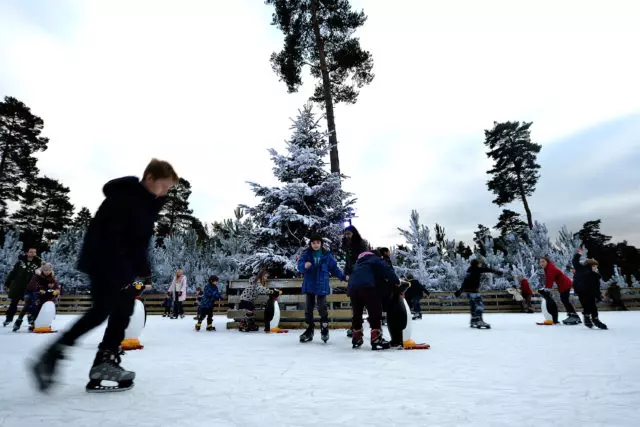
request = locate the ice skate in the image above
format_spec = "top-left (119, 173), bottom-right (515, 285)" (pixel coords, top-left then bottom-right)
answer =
top-left (3, 320), bottom-right (11, 327)
top-left (30, 342), bottom-right (67, 393)
top-left (370, 329), bottom-right (390, 350)
top-left (299, 325), bottom-right (314, 343)
top-left (346, 329), bottom-right (352, 338)
top-left (470, 316), bottom-right (490, 329)
top-left (412, 312), bottom-right (422, 320)
top-left (583, 313), bottom-right (593, 328)
top-left (320, 321), bottom-right (329, 343)
top-left (12, 318), bottom-right (23, 332)
top-left (86, 348), bottom-right (135, 393)
top-left (592, 317), bottom-right (608, 330)
top-left (195, 322), bottom-right (201, 331)
top-left (351, 329), bottom-right (364, 349)
top-left (562, 313), bottom-right (581, 325)
top-left (206, 323), bottom-right (215, 331)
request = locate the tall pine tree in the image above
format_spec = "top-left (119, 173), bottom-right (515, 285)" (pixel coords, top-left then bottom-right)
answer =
top-left (0, 96), bottom-right (49, 224)
top-left (484, 121), bottom-right (541, 229)
top-left (72, 207), bottom-right (92, 229)
top-left (242, 104), bottom-right (354, 274)
top-left (11, 176), bottom-right (74, 244)
top-left (495, 209), bottom-right (528, 238)
top-left (156, 177), bottom-right (194, 239)
top-left (265, 0), bottom-right (374, 174)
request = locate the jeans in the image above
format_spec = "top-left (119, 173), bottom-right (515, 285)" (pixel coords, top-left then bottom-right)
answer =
top-left (197, 306), bottom-right (214, 324)
top-left (304, 294), bottom-right (328, 325)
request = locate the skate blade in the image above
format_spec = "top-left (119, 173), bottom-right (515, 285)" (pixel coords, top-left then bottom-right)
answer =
top-left (86, 380), bottom-right (134, 393)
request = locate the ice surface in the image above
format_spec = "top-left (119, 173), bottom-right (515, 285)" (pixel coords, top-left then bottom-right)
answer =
top-left (1, 312), bottom-right (639, 427)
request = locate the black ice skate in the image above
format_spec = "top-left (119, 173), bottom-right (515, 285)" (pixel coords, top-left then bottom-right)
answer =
top-left (299, 325), bottom-right (314, 343)
top-left (3, 320), bottom-right (11, 327)
top-left (470, 316), bottom-right (491, 329)
top-left (592, 317), bottom-right (608, 330)
top-left (320, 322), bottom-right (329, 343)
top-left (346, 329), bottom-right (352, 338)
top-left (562, 313), bottom-right (582, 325)
top-left (86, 348), bottom-right (135, 393)
top-left (12, 318), bottom-right (23, 332)
top-left (412, 313), bottom-right (422, 320)
top-left (206, 323), bottom-right (215, 331)
top-left (195, 322), bottom-right (201, 331)
top-left (370, 329), bottom-right (390, 350)
top-left (351, 329), bottom-right (364, 349)
top-left (583, 313), bottom-right (593, 328)
top-left (30, 342), bottom-right (67, 393)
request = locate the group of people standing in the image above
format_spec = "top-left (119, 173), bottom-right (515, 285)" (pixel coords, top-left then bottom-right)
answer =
top-left (3, 247), bottom-right (61, 333)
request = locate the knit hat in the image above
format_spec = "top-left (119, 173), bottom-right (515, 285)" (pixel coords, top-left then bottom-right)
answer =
top-left (309, 233), bottom-right (323, 243)
top-left (40, 263), bottom-right (53, 275)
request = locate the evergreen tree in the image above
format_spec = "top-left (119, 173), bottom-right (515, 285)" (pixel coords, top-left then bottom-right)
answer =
top-left (265, 0), bottom-right (374, 174)
top-left (0, 230), bottom-right (23, 285)
top-left (484, 121), bottom-right (542, 229)
top-left (0, 96), bottom-right (49, 225)
top-left (397, 210), bottom-right (443, 288)
top-left (576, 219), bottom-right (611, 249)
top-left (72, 207), bottom-right (92, 229)
top-left (42, 228), bottom-right (87, 293)
top-left (495, 209), bottom-right (528, 238)
top-left (211, 207), bottom-right (254, 257)
top-left (242, 104), bottom-right (354, 274)
top-left (473, 224), bottom-right (491, 256)
top-left (156, 177), bottom-right (194, 239)
top-left (455, 241), bottom-right (473, 260)
top-left (11, 176), bottom-right (74, 244)
top-left (434, 223), bottom-right (446, 255)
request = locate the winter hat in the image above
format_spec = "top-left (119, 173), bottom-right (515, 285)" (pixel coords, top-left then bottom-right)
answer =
top-left (40, 263), bottom-right (53, 275)
top-left (309, 233), bottom-right (323, 243)
top-left (585, 258), bottom-right (599, 267)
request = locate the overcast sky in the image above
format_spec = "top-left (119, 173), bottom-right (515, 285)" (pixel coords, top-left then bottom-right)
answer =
top-left (1, 0), bottom-right (638, 248)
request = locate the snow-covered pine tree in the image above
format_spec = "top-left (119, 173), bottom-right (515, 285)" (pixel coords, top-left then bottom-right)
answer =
top-left (42, 228), bottom-right (87, 293)
top-left (0, 230), bottom-right (23, 286)
top-left (397, 210), bottom-right (443, 288)
top-left (554, 225), bottom-right (582, 277)
top-left (241, 104), bottom-right (355, 274)
top-left (478, 236), bottom-right (510, 290)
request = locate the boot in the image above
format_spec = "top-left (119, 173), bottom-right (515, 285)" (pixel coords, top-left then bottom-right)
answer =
top-left (30, 342), bottom-right (67, 392)
top-left (562, 313), bottom-right (581, 325)
top-left (195, 322), bottom-right (201, 331)
top-left (583, 313), bottom-right (593, 328)
top-left (299, 324), bottom-right (314, 343)
top-left (592, 317), bottom-right (608, 330)
top-left (351, 329), bottom-right (364, 348)
top-left (12, 318), bottom-right (23, 332)
top-left (206, 323), bottom-right (215, 331)
top-left (86, 348), bottom-right (135, 392)
top-left (320, 321), bottom-right (329, 343)
top-left (3, 319), bottom-right (11, 327)
top-left (346, 329), bottom-right (352, 338)
top-left (371, 329), bottom-right (390, 350)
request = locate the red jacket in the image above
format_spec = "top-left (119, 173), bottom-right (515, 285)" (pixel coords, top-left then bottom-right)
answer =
top-left (544, 260), bottom-right (572, 293)
top-left (520, 278), bottom-right (533, 295)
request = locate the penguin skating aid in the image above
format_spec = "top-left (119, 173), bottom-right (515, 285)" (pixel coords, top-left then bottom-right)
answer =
top-left (264, 289), bottom-right (288, 333)
top-left (387, 281), bottom-right (430, 350)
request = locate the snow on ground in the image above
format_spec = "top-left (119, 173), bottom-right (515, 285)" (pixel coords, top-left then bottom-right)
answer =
top-left (1, 312), bottom-right (639, 427)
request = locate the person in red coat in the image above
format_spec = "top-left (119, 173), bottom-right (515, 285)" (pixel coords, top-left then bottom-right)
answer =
top-left (539, 257), bottom-right (580, 324)
top-left (518, 276), bottom-right (534, 313)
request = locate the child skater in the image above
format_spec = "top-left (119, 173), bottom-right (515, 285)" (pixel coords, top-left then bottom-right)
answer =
top-left (12, 263), bottom-right (59, 332)
top-left (572, 248), bottom-right (607, 329)
top-left (238, 267), bottom-right (277, 332)
top-left (454, 258), bottom-right (503, 329)
top-left (298, 233), bottom-right (346, 343)
top-left (30, 158), bottom-right (177, 393)
top-left (195, 276), bottom-right (223, 331)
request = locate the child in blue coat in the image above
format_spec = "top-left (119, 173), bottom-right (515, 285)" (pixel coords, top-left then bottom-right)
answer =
top-left (195, 276), bottom-right (223, 331)
top-left (298, 233), bottom-right (346, 343)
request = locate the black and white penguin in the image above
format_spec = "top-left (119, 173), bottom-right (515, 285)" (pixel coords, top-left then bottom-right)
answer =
top-left (264, 289), bottom-right (284, 333)
top-left (387, 280), bottom-right (430, 349)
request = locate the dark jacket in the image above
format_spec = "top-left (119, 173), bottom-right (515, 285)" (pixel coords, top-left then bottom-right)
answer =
top-left (77, 177), bottom-right (166, 286)
top-left (343, 227), bottom-right (370, 276)
top-left (5, 254), bottom-right (43, 300)
top-left (571, 253), bottom-right (591, 295)
top-left (200, 284), bottom-right (223, 309)
top-left (461, 265), bottom-right (501, 293)
top-left (405, 278), bottom-right (425, 301)
top-left (298, 248), bottom-right (345, 295)
top-left (347, 252), bottom-right (399, 294)
top-left (583, 270), bottom-right (603, 299)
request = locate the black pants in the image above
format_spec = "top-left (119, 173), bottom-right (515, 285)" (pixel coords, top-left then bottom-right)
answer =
top-left (578, 293), bottom-right (599, 317)
top-left (559, 290), bottom-right (576, 314)
top-left (5, 298), bottom-right (22, 322)
top-left (304, 294), bottom-right (328, 325)
top-left (59, 277), bottom-right (135, 352)
top-left (16, 292), bottom-right (40, 323)
top-left (197, 306), bottom-right (214, 324)
top-left (172, 295), bottom-right (184, 317)
top-left (350, 288), bottom-right (382, 331)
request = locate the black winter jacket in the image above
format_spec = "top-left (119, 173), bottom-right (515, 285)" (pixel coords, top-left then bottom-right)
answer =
top-left (571, 253), bottom-right (591, 295)
top-left (460, 265), bottom-right (501, 293)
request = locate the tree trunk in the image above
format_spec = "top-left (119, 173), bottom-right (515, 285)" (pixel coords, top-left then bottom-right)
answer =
top-left (516, 173), bottom-right (534, 229)
top-left (38, 203), bottom-right (50, 244)
top-left (310, 0), bottom-right (340, 174)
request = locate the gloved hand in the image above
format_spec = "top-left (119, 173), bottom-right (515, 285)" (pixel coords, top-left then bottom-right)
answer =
top-left (40, 290), bottom-right (46, 294)
top-left (454, 290), bottom-right (462, 298)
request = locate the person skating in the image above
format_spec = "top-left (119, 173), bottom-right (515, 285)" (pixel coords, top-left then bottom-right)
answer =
top-left (454, 259), bottom-right (503, 329)
top-left (572, 249), bottom-right (607, 329)
top-left (377, 247), bottom-right (394, 325)
top-left (405, 274), bottom-right (427, 320)
top-left (342, 225), bottom-right (370, 338)
top-left (194, 286), bottom-right (203, 320)
top-left (540, 257), bottom-right (580, 325)
top-left (30, 159), bottom-right (178, 393)
top-left (518, 276), bottom-right (534, 313)
top-left (297, 233), bottom-right (346, 343)
top-left (195, 276), bottom-right (223, 331)
top-left (347, 251), bottom-right (399, 350)
top-left (3, 247), bottom-right (42, 327)
top-left (13, 263), bottom-right (59, 332)
top-left (168, 269), bottom-right (187, 319)
top-left (238, 268), bottom-right (277, 332)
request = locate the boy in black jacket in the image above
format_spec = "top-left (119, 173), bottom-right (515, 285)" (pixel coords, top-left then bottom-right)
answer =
top-left (31, 159), bottom-right (178, 393)
top-left (454, 259), bottom-right (502, 329)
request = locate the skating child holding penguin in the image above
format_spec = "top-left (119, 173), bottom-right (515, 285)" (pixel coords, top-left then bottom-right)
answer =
top-left (238, 267), bottom-right (278, 332)
top-left (297, 233), bottom-right (346, 343)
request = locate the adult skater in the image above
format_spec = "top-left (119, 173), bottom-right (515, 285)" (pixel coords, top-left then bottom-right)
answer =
top-left (30, 159), bottom-right (178, 393)
top-left (572, 249), bottom-right (607, 329)
top-left (298, 233), bottom-right (346, 343)
top-left (348, 250), bottom-right (399, 350)
top-left (539, 257), bottom-right (579, 325)
top-left (3, 247), bottom-right (42, 327)
top-left (168, 269), bottom-right (187, 319)
top-left (342, 225), bottom-right (370, 337)
top-left (454, 259), bottom-right (503, 328)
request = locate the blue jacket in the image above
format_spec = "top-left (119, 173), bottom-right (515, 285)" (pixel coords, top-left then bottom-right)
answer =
top-left (200, 283), bottom-right (223, 309)
top-left (298, 248), bottom-right (345, 295)
top-left (347, 252), bottom-right (399, 293)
